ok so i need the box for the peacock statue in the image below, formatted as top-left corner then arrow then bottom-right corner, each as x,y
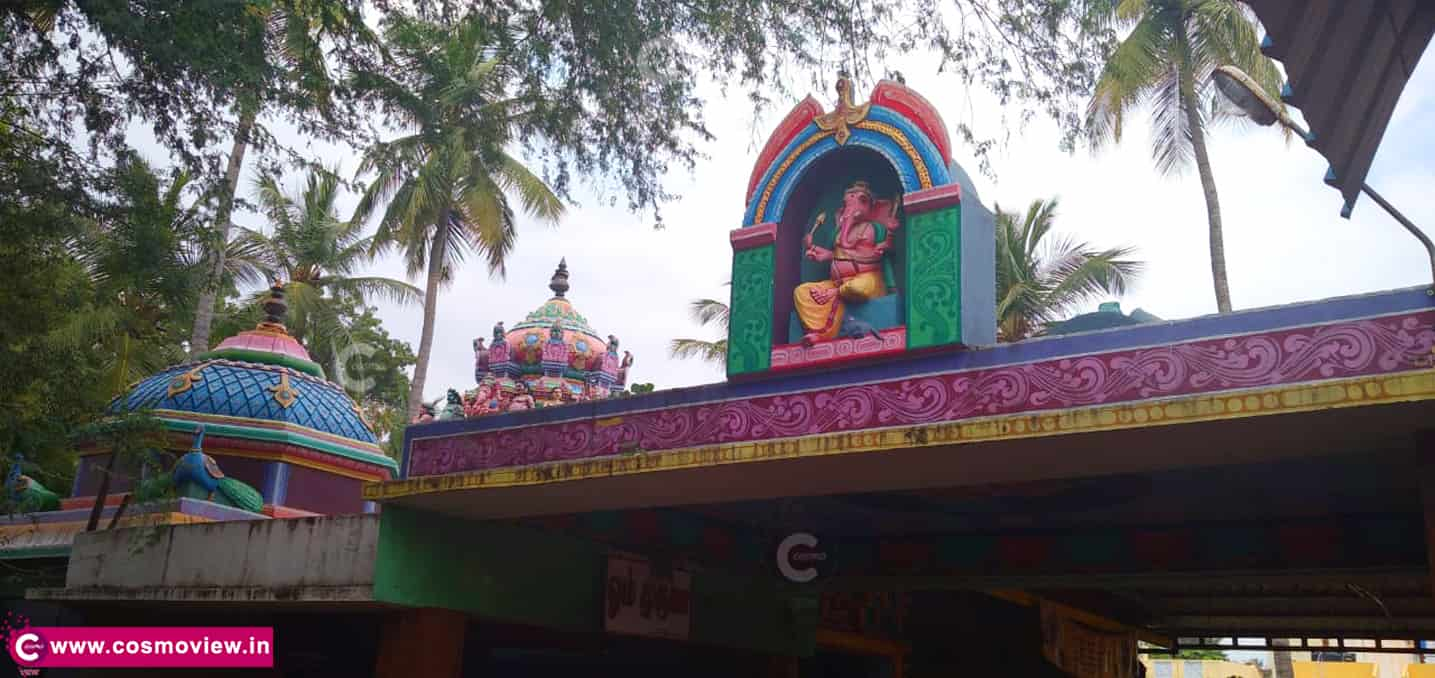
5,454 -> 60,513
172,426 -> 264,514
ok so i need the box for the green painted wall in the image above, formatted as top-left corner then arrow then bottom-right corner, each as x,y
727,244 -> 775,376
374,506 -> 814,655
904,204 -> 962,349
375,506 -> 605,633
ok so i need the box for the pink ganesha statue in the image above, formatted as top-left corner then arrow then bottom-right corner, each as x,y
794,180 -> 899,345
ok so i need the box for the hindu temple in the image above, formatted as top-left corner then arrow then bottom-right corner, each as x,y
6,55 -> 1435,678
2,282 -> 397,564
451,258 -> 632,419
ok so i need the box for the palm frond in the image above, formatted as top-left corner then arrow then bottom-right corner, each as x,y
994,196 -> 1144,341
669,338 -> 727,365
325,276 -> 424,307
494,151 -> 564,223
688,298 -> 730,332
1149,66 -> 1195,176
1086,11 -> 1169,149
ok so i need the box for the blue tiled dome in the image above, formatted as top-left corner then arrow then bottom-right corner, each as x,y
112,359 -> 378,445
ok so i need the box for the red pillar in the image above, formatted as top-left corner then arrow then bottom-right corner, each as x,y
375,608 -> 467,678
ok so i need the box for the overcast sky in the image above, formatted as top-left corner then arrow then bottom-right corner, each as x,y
180,40 -> 1435,403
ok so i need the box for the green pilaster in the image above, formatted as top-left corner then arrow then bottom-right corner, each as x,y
727,244 -> 775,376
904,204 -> 962,348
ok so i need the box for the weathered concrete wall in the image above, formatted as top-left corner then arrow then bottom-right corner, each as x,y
53,515 -> 377,603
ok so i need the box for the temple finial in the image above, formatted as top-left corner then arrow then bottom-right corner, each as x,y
549,258 -> 570,298
261,280 -> 289,328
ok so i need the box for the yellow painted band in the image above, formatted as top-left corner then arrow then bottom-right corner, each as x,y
364,370 -> 1435,500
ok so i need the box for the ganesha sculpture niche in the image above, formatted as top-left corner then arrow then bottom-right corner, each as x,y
794,180 -> 900,345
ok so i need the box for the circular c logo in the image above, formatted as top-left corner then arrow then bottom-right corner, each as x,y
11,630 -> 43,664
776,532 -> 825,583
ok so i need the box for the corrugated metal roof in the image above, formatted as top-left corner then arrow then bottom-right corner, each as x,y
1246,0 -> 1434,215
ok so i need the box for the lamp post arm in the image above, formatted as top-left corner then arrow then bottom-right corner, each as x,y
1361,183 -> 1435,291
1271,116 -> 1435,291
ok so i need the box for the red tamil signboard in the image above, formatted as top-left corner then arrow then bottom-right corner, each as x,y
603,554 -> 691,640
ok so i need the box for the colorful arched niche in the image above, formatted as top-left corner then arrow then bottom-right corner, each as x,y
727,77 -> 994,377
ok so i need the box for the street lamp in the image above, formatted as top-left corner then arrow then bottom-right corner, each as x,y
1213,64 -> 1435,289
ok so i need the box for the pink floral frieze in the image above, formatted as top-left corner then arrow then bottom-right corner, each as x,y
407,312 -> 1435,477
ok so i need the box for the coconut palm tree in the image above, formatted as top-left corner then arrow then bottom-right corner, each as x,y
188,0 -> 380,357
1086,0 -> 1284,313
669,296 -> 730,365
996,198 -> 1143,341
237,168 -> 421,371
352,13 -> 564,418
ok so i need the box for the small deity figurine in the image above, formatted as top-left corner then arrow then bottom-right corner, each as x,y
465,383 -> 494,417
507,382 -> 536,412
549,321 -> 564,342
492,321 -> 506,345
438,389 -> 465,420
606,334 -> 620,356
618,350 -> 633,385
412,402 -> 436,424
472,337 -> 488,383
548,386 -> 566,405
794,180 -> 900,344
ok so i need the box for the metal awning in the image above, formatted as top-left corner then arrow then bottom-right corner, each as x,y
1245,0 -> 1434,216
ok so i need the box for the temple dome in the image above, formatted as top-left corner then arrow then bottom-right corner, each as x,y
469,259 -> 630,406
500,259 -> 611,376
106,282 -> 397,477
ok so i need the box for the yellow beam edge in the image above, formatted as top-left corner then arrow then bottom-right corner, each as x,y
365,370 -> 1435,501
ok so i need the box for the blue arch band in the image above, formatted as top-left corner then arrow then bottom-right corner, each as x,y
741,105 -> 952,226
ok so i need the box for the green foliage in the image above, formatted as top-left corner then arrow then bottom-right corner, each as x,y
1175,649 -> 1229,660
0,122 -> 109,493
237,167 -> 420,357
1,1 -> 381,183
377,1 -> 1120,207
1086,0 -> 1284,172
995,198 -> 1143,341
0,136 -> 218,490
629,383 -> 656,395
670,296 -> 730,365
6,1 -> 1124,223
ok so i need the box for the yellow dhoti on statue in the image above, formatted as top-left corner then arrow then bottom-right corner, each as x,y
794,270 -> 886,341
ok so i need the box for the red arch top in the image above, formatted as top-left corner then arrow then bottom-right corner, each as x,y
744,96 -> 823,205
870,80 -> 952,167
742,81 -> 954,209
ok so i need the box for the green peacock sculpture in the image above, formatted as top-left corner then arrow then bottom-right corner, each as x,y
171,426 -> 264,514
6,454 -> 61,513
